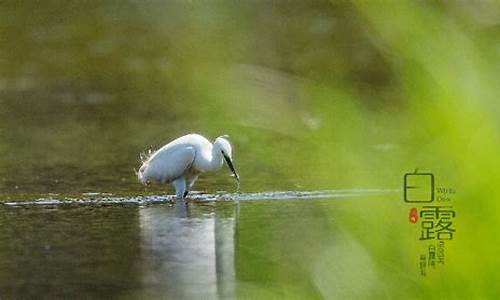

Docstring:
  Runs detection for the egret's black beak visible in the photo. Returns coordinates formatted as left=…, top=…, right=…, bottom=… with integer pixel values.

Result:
left=223, top=154, right=240, bottom=183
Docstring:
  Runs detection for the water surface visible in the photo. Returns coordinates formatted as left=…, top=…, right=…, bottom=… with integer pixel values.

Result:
left=0, top=189, right=399, bottom=298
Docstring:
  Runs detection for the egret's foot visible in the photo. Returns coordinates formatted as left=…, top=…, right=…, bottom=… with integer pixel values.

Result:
left=173, top=178, right=187, bottom=200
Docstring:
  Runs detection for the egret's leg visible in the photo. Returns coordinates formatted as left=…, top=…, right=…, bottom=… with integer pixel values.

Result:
left=172, top=178, right=186, bottom=200
left=184, top=175, right=199, bottom=198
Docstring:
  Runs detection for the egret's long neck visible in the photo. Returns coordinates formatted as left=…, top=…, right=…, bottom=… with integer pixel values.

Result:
left=209, top=143, right=224, bottom=171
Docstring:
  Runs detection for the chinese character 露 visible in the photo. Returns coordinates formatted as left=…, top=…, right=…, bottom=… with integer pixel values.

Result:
left=419, top=206, right=456, bottom=240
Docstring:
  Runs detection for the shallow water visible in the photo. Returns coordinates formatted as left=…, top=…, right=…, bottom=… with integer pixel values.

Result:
left=0, top=189, right=399, bottom=298
left=0, top=187, right=399, bottom=298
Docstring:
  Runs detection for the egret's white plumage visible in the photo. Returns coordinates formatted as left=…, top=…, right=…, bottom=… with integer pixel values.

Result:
left=138, top=133, right=239, bottom=199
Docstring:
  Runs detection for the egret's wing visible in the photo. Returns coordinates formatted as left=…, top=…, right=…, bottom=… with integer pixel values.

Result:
left=140, top=144, right=196, bottom=183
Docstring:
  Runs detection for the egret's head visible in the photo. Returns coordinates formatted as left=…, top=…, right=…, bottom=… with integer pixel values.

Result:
left=215, top=135, right=239, bottom=183
left=215, top=135, right=232, bottom=159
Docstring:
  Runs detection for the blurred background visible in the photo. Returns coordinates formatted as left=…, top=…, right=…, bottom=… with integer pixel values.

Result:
left=0, top=0, right=499, bottom=298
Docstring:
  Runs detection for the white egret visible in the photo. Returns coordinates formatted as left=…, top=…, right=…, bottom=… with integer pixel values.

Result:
left=137, top=133, right=240, bottom=199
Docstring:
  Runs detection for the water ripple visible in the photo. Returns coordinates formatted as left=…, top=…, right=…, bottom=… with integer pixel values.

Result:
left=2, top=188, right=400, bottom=207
